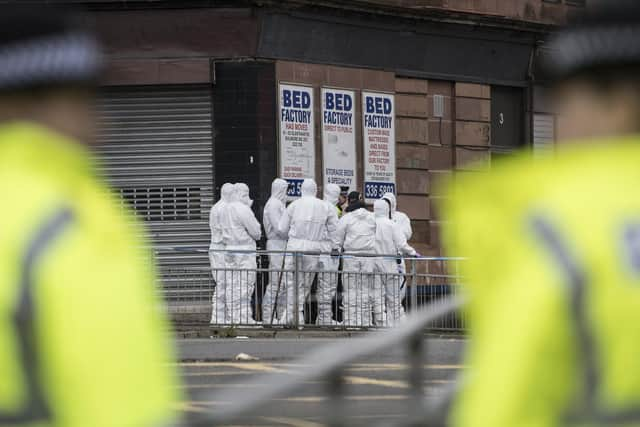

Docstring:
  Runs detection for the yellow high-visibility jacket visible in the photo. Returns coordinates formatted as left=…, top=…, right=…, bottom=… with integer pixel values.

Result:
left=443, top=137, right=640, bottom=427
left=0, top=122, right=179, bottom=426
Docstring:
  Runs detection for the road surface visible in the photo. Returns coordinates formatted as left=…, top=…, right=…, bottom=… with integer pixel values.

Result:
left=175, top=337, right=465, bottom=426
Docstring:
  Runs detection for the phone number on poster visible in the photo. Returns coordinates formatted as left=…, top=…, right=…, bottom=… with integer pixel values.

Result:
left=365, top=182, right=396, bottom=199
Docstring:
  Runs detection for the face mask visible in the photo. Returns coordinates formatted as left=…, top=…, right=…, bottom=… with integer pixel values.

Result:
left=238, top=189, right=252, bottom=207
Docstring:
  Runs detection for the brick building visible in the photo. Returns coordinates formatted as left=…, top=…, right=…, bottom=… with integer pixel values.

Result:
left=44, top=0, right=582, bottom=271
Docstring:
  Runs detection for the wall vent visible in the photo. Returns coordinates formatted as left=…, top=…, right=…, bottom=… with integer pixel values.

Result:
left=433, top=94, right=444, bottom=118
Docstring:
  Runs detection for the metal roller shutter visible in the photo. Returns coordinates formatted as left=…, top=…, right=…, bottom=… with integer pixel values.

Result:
left=94, top=85, right=214, bottom=304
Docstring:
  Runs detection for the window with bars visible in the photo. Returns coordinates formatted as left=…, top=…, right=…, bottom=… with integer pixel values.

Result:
left=117, top=187, right=203, bottom=221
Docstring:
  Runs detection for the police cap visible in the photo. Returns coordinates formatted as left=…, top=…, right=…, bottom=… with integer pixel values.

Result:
left=548, top=0, right=640, bottom=80
left=0, top=6, right=101, bottom=93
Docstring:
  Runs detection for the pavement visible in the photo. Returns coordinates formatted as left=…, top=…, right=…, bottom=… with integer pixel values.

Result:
left=175, top=335, right=465, bottom=426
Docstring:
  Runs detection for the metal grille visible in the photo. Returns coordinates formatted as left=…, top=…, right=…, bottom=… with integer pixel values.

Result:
left=118, top=187, right=203, bottom=222
left=533, top=113, right=555, bottom=158
left=94, top=86, right=214, bottom=300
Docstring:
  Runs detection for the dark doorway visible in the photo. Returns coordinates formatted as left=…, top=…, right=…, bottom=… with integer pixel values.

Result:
left=213, top=61, right=277, bottom=225
left=491, top=86, right=525, bottom=151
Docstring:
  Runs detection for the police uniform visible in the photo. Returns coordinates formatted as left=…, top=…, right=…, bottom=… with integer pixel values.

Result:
left=444, top=3, right=640, bottom=425
left=0, top=11, right=179, bottom=426
left=444, top=140, right=640, bottom=426
left=0, top=123, right=180, bottom=427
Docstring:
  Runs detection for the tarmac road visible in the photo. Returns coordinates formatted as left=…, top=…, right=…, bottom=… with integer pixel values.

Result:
left=175, top=336, right=465, bottom=426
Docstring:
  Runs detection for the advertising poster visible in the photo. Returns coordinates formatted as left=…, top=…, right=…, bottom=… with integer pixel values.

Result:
left=362, top=91, right=396, bottom=203
left=321, top=88, right=357, bottom=194
left=278, top=83, right=315, bottom=198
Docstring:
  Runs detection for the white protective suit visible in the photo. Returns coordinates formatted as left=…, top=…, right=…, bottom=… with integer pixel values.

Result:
left=209, top=183, right=235, bottom=324
left=218, top=182, right=262, bottom=324
left=381, top=192, right=412, bottom=240
left=317, top=183, right=342, bottom=325
left=335, top=207, right=377, bottom=327
left=261, top=178, right=289, bottom=325
left=382, top=192, right=413, bottom=309
left=277, top=179, right=338, bottom=326
left=373, top=199, right=417, bottom=326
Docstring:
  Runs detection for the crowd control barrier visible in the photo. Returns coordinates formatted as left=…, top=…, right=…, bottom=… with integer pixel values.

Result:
left=157, top=247, right=466, bottom=331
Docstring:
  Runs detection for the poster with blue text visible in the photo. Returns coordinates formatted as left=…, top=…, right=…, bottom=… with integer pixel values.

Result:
left=362, top=91, right=396, bottom=203
left=279, top=83, right=315, bottom=199
left=321, top=88, right=357, bottom=195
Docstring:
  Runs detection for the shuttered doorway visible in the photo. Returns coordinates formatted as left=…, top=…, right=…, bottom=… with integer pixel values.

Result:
left=94, top=85, right=214, bottom=307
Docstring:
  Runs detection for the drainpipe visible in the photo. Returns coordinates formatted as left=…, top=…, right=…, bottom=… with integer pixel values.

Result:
left=526, top=42, right=541, bottom=151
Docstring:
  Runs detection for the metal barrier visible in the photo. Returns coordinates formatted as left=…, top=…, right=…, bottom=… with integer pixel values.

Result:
left=157, top=247, right=466, bottom=331
left=187, top=295, right=465, bottom=426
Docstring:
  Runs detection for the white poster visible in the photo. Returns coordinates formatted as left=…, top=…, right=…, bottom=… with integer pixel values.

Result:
left=278, top=83, right=315, bottom=198
left=362, top=91, right=396, bottom=203
left=321, top=88, right=357, bottom=194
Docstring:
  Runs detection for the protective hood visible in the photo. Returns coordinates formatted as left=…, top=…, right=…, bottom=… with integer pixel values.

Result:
left=300, top=179, right=317, bottom=198
left=323, top=183, right=341, bottom=206
left=382, top=192, right=397, bottom=213
left=350, top=207, right=370, bottom=219
left=373, top=199, right=390, bottom=218
left=270, top=178, right=288, bottom=204
left=220, top=183, right=235, bottom=203
left=235, top=182, right=253, bottom=207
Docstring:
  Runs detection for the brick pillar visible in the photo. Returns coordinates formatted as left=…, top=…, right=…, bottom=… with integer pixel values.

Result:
left=395, top=77, right=430, bottom=254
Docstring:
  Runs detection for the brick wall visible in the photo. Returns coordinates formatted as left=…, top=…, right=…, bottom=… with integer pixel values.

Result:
left=357, top=0, right=583, bottom=26
left=395, top=79, right=495, bottom=255
left=395, top=78, right=458, bottom=255
left=424, top=0, right=581, bottom=25
left=454, top=83, right=491, bottom=172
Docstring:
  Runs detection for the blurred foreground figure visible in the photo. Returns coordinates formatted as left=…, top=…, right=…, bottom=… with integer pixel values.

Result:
left=445, top=2, right=640, bottom=426
left=0, top=7, right=179, bottom=427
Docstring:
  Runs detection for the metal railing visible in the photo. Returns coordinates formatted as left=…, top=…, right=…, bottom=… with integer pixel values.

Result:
left=157, top=247, right=466, bottom=331
left=187, top=295, right=465, bottom=426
